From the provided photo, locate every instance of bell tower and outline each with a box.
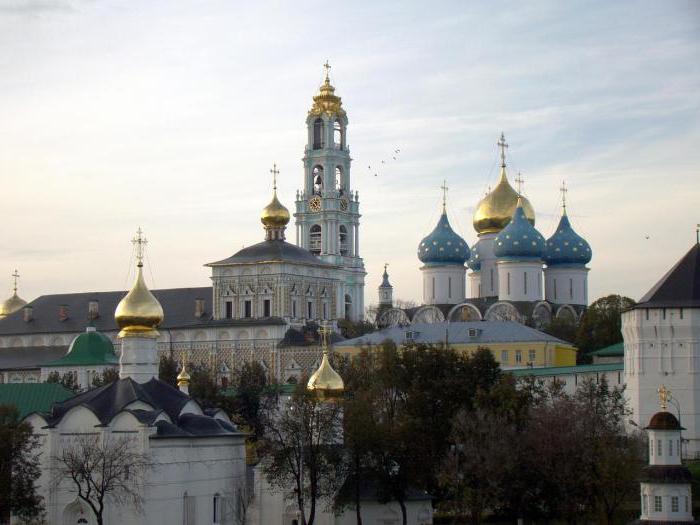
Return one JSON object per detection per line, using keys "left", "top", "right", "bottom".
{"left": 295, "top": 63, "right": 366, "bottom": 322}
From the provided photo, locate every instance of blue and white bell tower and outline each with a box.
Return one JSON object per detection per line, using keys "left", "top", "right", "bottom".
{"left": 295, "top": 63, "right": 366, "bottom": 321}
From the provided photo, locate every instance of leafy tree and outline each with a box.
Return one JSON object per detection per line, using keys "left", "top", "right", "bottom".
{"left": 0, "top": 405, "right": 44, "bottom": 523}
{"left": 158, "top": 355, "right": 179, "bottom": 387}
{"left": 576, "top": 294, "right": 635, "bottom": 355}
{"left": 259, "top": 383, "right": 344, "bottom": 525}
{"left": 46, "top": 370, "right": 80, "bottom": 392}
{"left": 232, "top": 361, "right": 268, "bottom": 439}
{"left": 542, "top": 316, "right": 578, "bottom": 344}
{"left": 337, "top": 318, "right": 376, "bottom": 339}
{"left": 91, "top": 367, "right": 119, "bottom": 388}
{"left": 52, "top": 434, "right": 149, "bottom": 525}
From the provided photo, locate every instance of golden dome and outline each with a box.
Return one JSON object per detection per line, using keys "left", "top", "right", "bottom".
{"left": 114, "top": 263, "right": 164, "bottom": 338}
{"left": 307, "top": 351, "right": 344, "bottom": 398}
{"left": 261, "top": 190, "right": 290, "bottom": 229}
{"left": 309, "top": 76, "right": 346, "bottom": 118}
{"left": 0, "top": 292, "right": 27, "bottom": 319}
{"left": 473, "top": 167, "right": 536, "bottom": 234}
{"left": 177, "top": 362, "right": 191, "bottom": 387}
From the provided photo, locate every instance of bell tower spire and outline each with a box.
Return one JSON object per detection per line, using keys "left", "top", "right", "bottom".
{"left": 295, "top": 64, "right": 366, "bottom": 322}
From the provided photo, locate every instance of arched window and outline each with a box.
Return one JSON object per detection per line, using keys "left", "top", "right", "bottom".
{"left": 313, "top": 118, "right": 323, "bottom": 149}
{"left": 339, "top": 225, "right": 348, "bottom": 255}
{"left": 312, "top": 166, "right": 324, "bottom": 195}
{"left": 310, "top": 225, "right": 322, "bottom": 255}
{"left": 333, "top": 119, "right": 343, "bottom": 148}
{"left": 344, "top": 294, "right": 352, "bottom": 320}
{"left": 335, "top": 166, "right": 343, "bottom": 193}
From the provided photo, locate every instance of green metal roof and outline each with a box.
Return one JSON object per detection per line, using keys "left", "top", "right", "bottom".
{"left": 0, "top": 383, "right": 75, "bottom": 418}
{"left": 43, "top": 329, "right": 118, "bottom": 367}
{"left": 589, "top": 342, "right": 624, "bottom": 357}
{"left": 509, "top": 362, "right": 623, "bottom": 377}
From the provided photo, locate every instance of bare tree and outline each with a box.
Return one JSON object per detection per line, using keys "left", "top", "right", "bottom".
{"left": 52, "top": 434, "right": 150, "bottom": 525}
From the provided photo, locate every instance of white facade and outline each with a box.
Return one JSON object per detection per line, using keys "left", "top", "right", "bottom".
{"left": 623, "top": 307, "right": 700, "bottom": 456}
{"left": 421, "top": 264, "right": 466, "bottom": 305}
{"left": 497, "top": 260, "right": 543, "bottom": 302}
{"left": 544, "top": 265, "right": 589, "bottom": 306}
{"left": 470, "top": 234, "right": 498, "bottom": 298}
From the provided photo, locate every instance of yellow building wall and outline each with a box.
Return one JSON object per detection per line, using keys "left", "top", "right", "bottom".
{"left": 335, "top": 341, "right": 577, "bottom": 368}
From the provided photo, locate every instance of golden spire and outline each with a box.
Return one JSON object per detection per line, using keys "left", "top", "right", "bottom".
{"left": 114, "top": 229, "right": 164, "bottom": 338}
{"left": 0, "top": 269, "right": 27, "bottom": 319}
{"left": 307, "top": 323, "right": 344, "bottom": 399}
{"left": 658, "top": 384, "right": 671, "bottom": 410}
{"left": 261, "top": 163, "right": 291, "bottom": 235}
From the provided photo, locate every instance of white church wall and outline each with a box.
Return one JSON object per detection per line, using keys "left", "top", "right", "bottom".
{"left": 421, "top": 265, "right": 466, "bottom": 305}
{"left": 496, "top": 260, "right": 543, "bottom": 302}
{"left": 544, "top": 266, "right": 589, "bottom": 306}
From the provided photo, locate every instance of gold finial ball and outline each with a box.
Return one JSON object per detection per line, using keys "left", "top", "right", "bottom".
{"left": 261, "top": 193, "right": 290, "bottom": 229}
{"left": 473, "top": 170, "right": 536, "bottom": 234}
{"left": 114, "top": 265, "right": 164, "bottom": 338}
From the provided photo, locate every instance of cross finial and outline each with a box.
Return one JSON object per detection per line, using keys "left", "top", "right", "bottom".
{"left": 514, "top": 172, "right": 524, "bottom": 196}
{"left": 270, "top": 163, "right": 279, "bottom": 192}
{"left": 658, "top": 384, "right": 671, "bottom": 410}
{"left": 560, "top": 180, "right": 568, "bottom": 213}
{"left": 11, "top": 269, "right": 19, "bottom": 294}
{"left": 323, "top": 60, "right": 331, "bottom": 83}
{"left": 440, "top": 180, "right": 449, "bottom": 212}
{"left": 319, "top": 322, "right": 333, "bottom": 351}
{"left": 131, "top": 227, "right": 148, "bottom": 268}
{"left": 384, "top": 262, "right": 389, "bottom": 274}
{"left": 497, "top": 132, "right": 508, "bottom": 168}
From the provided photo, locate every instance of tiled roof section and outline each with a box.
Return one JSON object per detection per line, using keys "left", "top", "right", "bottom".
{"left": 334, "top": 321, "right": 572, "bottom": 348}
{"left": 634, "top": 243, "right": 700, "bottom": 309}
{"left": 0, "top": 383, "right": 75, "bottom": 418}
{"left": 207, "top": 239, "right": 333, "bottom": 267}
{"left": 0, "top": 346, "right": 68, "bottom": 370}
{"left": 588, "top": 342, "right": 624, "bottom": 357}
{"left": 508, "top": 362, "right": 623, "bottom": 377}
{"left": 0, "top": 286, "right": 286, "bottom": 336}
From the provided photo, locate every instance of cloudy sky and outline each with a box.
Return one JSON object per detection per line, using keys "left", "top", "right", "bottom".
{"left": 0, "top": 0, "right": 698, "bottom": 310}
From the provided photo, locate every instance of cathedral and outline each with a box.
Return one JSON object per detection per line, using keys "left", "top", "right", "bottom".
{"left": 377, "top": 133, "right": 593, "bottom": 330}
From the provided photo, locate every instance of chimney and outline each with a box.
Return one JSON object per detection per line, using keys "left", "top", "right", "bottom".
{"left": 195, "top": 298, "right": 205, "bottom": 319}
{"left": 23, "top": 305, "right": 33, "bottom": 322}
{"left": 88, "top": 300, "right": 99, "bottom": 320}
{"left": 58, "top": 304, "right": 69, "bottom": 321}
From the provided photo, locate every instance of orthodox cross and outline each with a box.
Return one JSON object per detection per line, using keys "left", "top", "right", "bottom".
{"left": 319, "top": 323, "right": 333, "bottom": 350}
{"left": 658, "top": 384, "right": 671, "bottom": 410}
{"left": 560, "top": 181, "right": 568, "bottom": 212}
{"left": 11, "top": 269, "right": 19, "bottom": 293}
{"left": 132, "top": 228, "right": 148, "bottom": 267}
{"left": 323, "top": 60, "right": 331, "bottom": 82}
{"left": 384, "top": 262, "right": 389, "bottom": 273}
{"left": 515, "top": 172, "right": 525, "bottom": 196}
{"left": 441, "top": 180, "right": 448, "bottom": 211}
{"left": 497, "top": 132, "right": 508, "bottom": 167}
{"left": 270, "top": 163, "right": 279, "bottom": 191}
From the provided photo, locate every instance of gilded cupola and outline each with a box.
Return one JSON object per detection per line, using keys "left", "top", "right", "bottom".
{"left": 261, "top": 164, "right": 290, "bottom": 240}
{"left": 114, "top": 229, "right": 164, "bottom": 338}
{"left": 0, "top": 270, "right": 27, "bottom": 320}
{"left": 309, "top": 62, "right": 346, "bottom": 118}
{"left": 307, "top": 325, "right": 344, "bottom": 399}
{"left": 473, "top": 133, "right": 535, "bottom": 235}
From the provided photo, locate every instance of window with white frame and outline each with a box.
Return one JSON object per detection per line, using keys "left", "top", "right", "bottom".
{"left": 501, "top": 350, "right": 508, "bottom": 363}
{"left": 515, "top": 350, "right": 522, "bottom": 364}
{"left": 672, "top": 496, "right": 679, "bottom": 512}
{"left": 655, "top": 495, "right": 662, "bottom": 512}
{"left": 528, "top": 350, "right": 536, "bottom": 362}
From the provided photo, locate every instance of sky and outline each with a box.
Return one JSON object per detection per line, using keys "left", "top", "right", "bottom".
{"left": 0, "top": 0, "right": 699, "bottom": 310}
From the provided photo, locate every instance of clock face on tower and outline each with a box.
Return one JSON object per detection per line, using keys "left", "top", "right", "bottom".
{"left": 308, "top": 195, "right": 322, "bottom": 213}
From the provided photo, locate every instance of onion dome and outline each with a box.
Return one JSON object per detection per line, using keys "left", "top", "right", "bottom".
{"left": 646, "top": 411, "right": 684, "bottom": 431}
{"left": 0, "top": 291, "right": 27, "bottom": 319}
{"left": 261, "top": 189, "right": 290, "bottom": 229}
{"left": 45, "top": 326, "right": 118, "bottom": 367}
{"left": 177, "top": 361, "right": 191, "bottom": 389}
{"left": 379, "top": 264, "right": 392, "bottom": 288}
{"left": 473, "top": 168, "right": 536, "bottom": 235}
{"left": 468, "top": 239, "right": 482, "bottom": 272}
{"left": 418, "top": 211, "right": 470, "bottom": 266}
{"left": 115, "top": 232, "right": 164, "bottom": 339}
{"left": 544, "top": 209, "right": 592, "bottom": 266}
{"left": 307, "top": 350, "right": 344, "bottom": 398}
{"left": 494, "top": 198, "right": 546, "bottom": 260}
{"left": 309, "top": 64, "right": 346, "bottom": 117}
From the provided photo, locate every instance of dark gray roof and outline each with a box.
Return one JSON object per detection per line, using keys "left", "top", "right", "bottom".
{"left": 635, "top": 243, "right": 700, "bottom": 309}
{"left": 207, "top": 239, "right": 333, "bottom": 267}
{"left": 0, "top": 346, "right": 68, "bottom": 371}
{"left": 0, "top": 286, "right": 285, "bottom": 336}
{"left": 42, "top": 377, "right": 241, "bottom": 438}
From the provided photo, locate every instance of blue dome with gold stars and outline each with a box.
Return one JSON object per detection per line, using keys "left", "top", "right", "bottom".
{"left": 545, "top": 212, "right": 592, "bottom": 266}
{"left": 468, "top": 239, "right": 482, "bottom": 271}
{"left": 418, "top": 212, "right": 470, "bottom": 266}
{"left": 494, "top": 199, "right": 545, "bottom": 260}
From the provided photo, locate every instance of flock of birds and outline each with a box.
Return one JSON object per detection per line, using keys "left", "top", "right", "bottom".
{"left": 367, "top": 148, "right": 401, "bottom": 177}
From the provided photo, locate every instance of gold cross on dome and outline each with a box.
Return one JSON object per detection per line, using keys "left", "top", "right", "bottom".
{"left": 658, "top": 384, "right": 671, "bottom": 410}
{"left": 131, "top": 227, "right": 148, "bottom": 267}
{"left": 270, "top": 163, "right": 279, "bottom": 191}
{"left": 497, "top": 132, "right": 508, "bottom": 167}
{"left": 440, "top": 180, "right": 448, "bottom": 211}
{"left": 11, "top": 269, "right": 19, "bottom": 293}
{"left": 515, "top": 172, "right": 525, "bottom": 196}
{"left": 323, "top": 60, "right": 331, "bottom": 81}
{"left": 319, "top": 323, "right": 333, "bottom": 349}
